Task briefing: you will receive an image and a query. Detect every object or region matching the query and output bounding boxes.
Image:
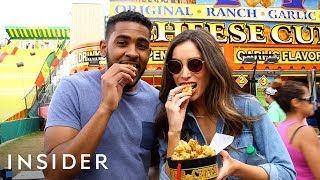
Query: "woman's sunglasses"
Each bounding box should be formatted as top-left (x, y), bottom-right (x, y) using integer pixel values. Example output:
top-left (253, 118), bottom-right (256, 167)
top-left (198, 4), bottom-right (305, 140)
top-left (297, 96), bottom-right (313, 104)
top-left (166, 58), bottom-right (205, 74)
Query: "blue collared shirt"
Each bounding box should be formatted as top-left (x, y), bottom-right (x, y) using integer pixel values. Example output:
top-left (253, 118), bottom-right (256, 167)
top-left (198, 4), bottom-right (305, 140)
top-left (159, 94), bottom-right (296, 180)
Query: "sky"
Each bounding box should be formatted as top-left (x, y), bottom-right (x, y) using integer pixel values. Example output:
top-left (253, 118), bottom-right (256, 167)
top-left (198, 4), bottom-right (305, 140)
top-left (0, 0), bottom-right (71, 41)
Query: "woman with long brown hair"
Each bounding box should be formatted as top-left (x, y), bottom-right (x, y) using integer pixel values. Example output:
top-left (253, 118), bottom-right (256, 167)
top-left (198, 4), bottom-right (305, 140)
top-left (156, 29), bottom-right (295, 179)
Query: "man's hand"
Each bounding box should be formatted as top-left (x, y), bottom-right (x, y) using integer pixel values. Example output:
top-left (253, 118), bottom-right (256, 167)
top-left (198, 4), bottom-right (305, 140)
top-left (100, 64), bottom-right (136, 112)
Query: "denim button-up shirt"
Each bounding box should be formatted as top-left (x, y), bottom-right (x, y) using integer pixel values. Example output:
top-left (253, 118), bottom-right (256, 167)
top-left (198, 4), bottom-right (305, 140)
top-left (159, 94), bottom-right (296, 180)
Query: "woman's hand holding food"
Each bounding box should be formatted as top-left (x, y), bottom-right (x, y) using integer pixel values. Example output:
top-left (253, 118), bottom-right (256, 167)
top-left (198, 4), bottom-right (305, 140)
top-left (165, 85), bottom-right (192, 133)
top-left (165, 85), bottom-right (193, 176)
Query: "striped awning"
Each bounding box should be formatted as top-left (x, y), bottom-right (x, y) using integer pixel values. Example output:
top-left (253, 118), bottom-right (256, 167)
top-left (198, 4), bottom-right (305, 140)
top-left (6, 27), bottom-right (70, 40)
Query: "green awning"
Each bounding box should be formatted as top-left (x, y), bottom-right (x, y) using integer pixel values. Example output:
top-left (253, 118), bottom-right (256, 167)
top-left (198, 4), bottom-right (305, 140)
top-left (6, 26), bottom-right (70, 40)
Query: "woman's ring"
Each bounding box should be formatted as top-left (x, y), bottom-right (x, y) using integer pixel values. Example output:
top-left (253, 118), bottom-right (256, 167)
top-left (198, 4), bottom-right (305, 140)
top-left (167, 94), bottom-right (174, 101)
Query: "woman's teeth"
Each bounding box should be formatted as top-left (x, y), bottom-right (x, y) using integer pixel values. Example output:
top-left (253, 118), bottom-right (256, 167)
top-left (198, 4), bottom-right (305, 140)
top-left (182, 83), bottom-right (197, 89)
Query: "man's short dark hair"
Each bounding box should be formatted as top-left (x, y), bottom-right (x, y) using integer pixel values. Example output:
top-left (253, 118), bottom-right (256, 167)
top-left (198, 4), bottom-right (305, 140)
top-left (105, 10), bottom-right (152, 40)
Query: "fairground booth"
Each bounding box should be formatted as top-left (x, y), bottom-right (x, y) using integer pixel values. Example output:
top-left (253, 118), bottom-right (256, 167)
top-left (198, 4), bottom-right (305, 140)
top-left (70, 0), bottom-right (320, 131)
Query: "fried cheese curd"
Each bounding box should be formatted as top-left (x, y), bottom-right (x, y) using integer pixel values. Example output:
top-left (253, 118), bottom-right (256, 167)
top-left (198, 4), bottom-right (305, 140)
top-left (171, 139), bottom-right (216, 160)
top-left (124, 63), bottom-right (138, 75)
top-left (181, 85), bottom-right (192, 93)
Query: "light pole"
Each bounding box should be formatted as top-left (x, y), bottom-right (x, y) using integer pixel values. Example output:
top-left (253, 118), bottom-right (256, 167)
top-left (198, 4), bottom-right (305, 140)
top-left (242, 54), bottom-right (278, 96)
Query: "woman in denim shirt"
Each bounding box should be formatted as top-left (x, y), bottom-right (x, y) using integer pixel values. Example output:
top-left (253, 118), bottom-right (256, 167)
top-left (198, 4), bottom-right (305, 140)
top-left (155, 29), bottom-right (296, 179)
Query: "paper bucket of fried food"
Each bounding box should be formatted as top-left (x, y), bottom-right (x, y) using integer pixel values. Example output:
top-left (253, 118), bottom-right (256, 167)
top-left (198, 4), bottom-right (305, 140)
top-left (168, 139), bottom-right (218, 180)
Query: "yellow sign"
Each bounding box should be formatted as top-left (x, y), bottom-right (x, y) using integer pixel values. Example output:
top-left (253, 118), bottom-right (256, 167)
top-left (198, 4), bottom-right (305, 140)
top-left (110, 2), bottom-right (320, 23)
top-left (149, 20), bottom-right (320, 45)
top-left (234, 47), bottom-right (320, 64)
top-left (149, 46), bottom-right (167, 64)
top-left (259, 75), bottom-right (269, 87)
top-left (236, 74), bottom-right (248, 88)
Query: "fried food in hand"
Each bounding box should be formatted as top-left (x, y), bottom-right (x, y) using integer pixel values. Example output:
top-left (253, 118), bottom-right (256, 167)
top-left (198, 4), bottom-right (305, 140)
top-left (182, 86), bottom-right (192, 93)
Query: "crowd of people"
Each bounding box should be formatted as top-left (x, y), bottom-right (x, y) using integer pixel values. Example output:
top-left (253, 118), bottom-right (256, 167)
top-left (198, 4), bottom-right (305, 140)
top-left (44, 11), bottom-right (320, 179)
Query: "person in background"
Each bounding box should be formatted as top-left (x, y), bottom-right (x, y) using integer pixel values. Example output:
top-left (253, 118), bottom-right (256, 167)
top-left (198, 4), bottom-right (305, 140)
top-left (276, 81), bottom-right (320, 179)
top-left (44, 11), bottom-right (161, 179)
top-left (313, 90), bottom-right (320, 132)
top-left (315, 99), bottom-right (320, 132)
top-left (265, 78), bottom-right (286, 126)
top-left (155, 29), bottom-right (296, 180)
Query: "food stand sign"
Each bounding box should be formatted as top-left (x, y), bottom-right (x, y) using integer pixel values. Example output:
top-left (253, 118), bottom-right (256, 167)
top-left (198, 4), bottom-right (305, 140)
top-left (236, 74), bottom-right (248, 88)
top-left (258, 75), bottom-right (269, 87)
